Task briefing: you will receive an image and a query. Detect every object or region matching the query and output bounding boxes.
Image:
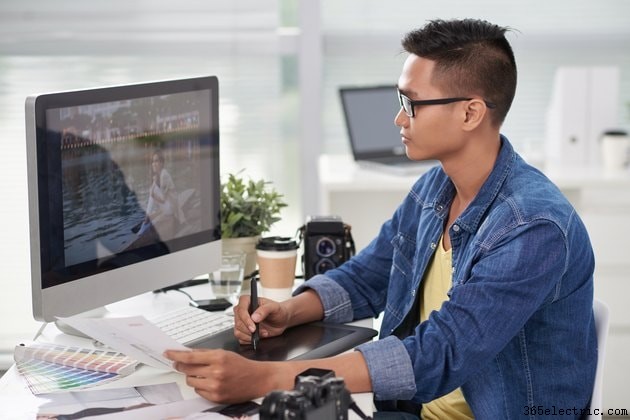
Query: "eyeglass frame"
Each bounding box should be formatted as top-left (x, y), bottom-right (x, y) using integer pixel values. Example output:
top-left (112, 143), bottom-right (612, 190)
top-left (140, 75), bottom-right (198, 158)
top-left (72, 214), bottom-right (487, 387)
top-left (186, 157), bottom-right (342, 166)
top-left (397, 89), bottom-right (497, 118)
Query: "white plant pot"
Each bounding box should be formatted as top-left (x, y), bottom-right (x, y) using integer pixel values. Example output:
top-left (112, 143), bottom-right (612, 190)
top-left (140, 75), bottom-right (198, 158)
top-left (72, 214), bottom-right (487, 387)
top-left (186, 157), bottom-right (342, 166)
top-left (222, 236), bottom-right (261, 278)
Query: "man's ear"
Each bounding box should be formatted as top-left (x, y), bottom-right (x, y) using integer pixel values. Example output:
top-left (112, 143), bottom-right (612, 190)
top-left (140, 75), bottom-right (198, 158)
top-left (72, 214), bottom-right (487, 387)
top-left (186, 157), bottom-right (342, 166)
top-left (461, 99), bottom-right (487, 131)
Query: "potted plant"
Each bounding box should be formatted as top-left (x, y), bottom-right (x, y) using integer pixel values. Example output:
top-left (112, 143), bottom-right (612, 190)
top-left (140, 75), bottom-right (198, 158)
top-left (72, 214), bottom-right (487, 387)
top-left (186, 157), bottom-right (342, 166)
top-left (220, 172), bottom-right (288, 277)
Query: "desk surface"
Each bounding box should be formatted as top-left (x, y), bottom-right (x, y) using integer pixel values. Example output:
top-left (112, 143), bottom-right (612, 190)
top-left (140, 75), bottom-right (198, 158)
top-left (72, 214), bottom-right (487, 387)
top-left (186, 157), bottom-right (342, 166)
top-left (0, 285), bottom-right (374, 419)
top-left (319, 154), bottom-right (630, 191)
top-left (318, 154), bottom-right (630, 250)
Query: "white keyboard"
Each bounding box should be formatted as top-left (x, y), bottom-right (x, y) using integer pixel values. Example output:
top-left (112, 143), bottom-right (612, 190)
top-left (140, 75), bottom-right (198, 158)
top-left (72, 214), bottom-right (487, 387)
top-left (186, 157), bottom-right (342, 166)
top-left (150, 306), bottom-right (234, 345)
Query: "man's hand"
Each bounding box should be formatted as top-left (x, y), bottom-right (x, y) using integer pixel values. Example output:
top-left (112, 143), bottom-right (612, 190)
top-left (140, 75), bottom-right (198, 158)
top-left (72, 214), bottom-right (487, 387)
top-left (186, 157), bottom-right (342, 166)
top-left (164, 349), bottom-right (277, 404)
top-left (233, 295), bottom-right (291, 344)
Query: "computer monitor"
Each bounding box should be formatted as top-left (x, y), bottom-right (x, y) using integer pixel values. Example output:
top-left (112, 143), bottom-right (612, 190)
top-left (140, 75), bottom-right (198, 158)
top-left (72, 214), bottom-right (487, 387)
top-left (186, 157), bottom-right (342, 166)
top-left (25, 76), bottom-right (222, 325)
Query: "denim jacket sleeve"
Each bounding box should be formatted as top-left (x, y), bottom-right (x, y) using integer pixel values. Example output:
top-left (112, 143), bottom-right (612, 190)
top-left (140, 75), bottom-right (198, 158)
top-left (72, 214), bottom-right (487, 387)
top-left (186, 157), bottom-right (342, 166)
top-left (294, 210), bottom-right (403, 321)
top-left (293, 273), bottom-right (418, 400)
top-left (293, 203), bottom-right (422, 400)
top-left (293, 274), bottom-right (354, 323)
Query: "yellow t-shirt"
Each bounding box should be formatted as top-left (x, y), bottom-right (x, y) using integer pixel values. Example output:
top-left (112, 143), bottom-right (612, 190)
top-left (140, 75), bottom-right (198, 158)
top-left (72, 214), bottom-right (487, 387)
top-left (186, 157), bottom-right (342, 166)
top-left (419, 235), bottom-right (474, 420)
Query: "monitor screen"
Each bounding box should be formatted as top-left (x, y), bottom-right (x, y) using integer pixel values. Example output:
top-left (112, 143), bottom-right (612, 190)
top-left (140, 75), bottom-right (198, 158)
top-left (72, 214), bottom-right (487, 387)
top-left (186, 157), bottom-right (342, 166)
top-left (26, 76), bottom-right (222, 322)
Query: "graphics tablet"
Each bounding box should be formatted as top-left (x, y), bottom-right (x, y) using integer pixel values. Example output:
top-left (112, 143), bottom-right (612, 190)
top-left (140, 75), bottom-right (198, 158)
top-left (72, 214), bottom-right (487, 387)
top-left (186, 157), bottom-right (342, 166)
top-left (189, 322), bottom-right (378, 361)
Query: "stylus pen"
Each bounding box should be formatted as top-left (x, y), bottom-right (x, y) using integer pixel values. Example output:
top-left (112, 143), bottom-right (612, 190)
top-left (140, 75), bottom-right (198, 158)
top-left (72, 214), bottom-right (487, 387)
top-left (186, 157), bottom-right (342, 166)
top-left (249, 277), bottom-right (260, 351)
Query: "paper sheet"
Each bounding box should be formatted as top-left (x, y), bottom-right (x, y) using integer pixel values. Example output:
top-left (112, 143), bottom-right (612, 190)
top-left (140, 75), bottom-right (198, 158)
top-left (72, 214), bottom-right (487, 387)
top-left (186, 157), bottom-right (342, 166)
top-left (58, 316), bottom-right (189, 371)
top-left (80, 397), bottom-right (222, 420)
top-left (37, 382), bottom-right (183, 418)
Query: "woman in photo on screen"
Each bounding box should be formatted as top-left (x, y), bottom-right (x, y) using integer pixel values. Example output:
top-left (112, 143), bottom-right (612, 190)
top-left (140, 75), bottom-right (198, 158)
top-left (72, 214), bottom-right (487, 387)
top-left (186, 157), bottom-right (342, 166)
top-left (136, 149), bottom-right (178, 240)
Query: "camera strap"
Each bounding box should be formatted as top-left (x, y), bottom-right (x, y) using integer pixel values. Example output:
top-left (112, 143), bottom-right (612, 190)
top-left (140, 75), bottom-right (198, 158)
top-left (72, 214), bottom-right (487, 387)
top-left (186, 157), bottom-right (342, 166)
top-left (343, 223), bottom-right (356, 259)
top-left (295, 224), bottom-right (306, 248)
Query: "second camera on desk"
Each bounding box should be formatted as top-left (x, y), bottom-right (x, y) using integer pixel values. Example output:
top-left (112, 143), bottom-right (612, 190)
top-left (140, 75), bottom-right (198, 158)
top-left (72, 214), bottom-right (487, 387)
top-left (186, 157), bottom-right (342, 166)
top-left (302, 216), bottom-right (355, 279)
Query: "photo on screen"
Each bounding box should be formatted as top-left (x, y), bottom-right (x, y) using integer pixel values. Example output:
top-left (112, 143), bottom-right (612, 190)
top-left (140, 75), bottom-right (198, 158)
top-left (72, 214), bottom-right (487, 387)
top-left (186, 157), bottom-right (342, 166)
top-left (43, 90), bottom-right (215, 270)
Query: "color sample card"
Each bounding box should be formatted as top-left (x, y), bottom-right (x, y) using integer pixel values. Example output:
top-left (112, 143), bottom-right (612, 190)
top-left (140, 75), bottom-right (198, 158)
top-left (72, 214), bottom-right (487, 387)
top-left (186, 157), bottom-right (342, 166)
top-left (14, 343), bottom-right (138, 394)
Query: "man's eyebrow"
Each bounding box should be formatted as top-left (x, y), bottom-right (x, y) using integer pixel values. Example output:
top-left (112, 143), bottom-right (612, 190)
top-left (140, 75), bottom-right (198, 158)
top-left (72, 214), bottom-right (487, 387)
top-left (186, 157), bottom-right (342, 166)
top-left (395, 85), bottom-right (416, 98)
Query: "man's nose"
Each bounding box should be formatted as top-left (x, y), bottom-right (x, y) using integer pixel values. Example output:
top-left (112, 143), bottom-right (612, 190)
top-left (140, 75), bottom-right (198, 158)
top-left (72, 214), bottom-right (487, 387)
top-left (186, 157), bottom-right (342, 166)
top-left (394, 107), bottom-right (409, 128)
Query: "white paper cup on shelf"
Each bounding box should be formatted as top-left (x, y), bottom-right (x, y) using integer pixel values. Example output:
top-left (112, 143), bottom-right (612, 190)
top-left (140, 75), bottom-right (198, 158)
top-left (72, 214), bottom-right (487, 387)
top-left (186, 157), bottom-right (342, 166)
top-left (601, 130), bottom-right (629, 173)
top-left (256, 236), bottom-right (299, 301)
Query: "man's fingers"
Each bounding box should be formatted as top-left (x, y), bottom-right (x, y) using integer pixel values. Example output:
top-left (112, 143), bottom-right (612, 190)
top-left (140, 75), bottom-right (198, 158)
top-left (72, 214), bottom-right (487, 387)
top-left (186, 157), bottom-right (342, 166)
top-left (250, 298), bottom-right (277, 323)
top-left (164, 349), bottom-right (215, 364)
top-left (234, 297), bottom-right (259, 333)
top-left (234, 328), bottom-right (252, 344)
top-left (176, 363), bottom-right (211, 378)
top-left (233, 309), bottom-right (257, 335)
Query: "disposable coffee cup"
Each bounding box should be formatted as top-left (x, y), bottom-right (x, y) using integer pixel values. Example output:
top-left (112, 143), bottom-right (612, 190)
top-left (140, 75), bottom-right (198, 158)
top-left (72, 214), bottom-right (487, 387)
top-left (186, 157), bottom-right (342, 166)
top-left (601, 130), bottom-right (629, 173)
top-left (256, 236), bottom-right (299, 301)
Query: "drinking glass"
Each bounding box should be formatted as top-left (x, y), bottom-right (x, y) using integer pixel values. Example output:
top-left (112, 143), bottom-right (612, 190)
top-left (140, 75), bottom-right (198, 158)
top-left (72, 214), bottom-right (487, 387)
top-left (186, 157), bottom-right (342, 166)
top-left (210, 251), bottom-right (246, 301)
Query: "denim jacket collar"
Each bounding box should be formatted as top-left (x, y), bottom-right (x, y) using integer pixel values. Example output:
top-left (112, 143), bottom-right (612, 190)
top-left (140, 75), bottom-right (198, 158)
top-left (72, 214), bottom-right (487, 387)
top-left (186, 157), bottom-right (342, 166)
top-left (435, 135), bottom-right (515, 234)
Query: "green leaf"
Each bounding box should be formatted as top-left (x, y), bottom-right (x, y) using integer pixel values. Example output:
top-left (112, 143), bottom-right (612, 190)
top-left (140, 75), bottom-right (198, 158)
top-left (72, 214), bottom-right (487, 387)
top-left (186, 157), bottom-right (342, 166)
top-left (220, 172), bottom-right (288, 238)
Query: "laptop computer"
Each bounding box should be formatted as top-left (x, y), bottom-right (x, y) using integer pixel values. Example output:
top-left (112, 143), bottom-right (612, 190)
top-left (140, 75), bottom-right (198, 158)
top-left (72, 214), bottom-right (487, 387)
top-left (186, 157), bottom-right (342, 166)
top-left (339, 85), bottom-right (438, 175)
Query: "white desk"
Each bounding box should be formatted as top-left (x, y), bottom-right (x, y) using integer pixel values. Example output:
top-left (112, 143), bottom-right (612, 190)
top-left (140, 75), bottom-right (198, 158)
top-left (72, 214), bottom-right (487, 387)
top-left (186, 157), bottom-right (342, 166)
top-left (0, 284), bottom-right (375, 419)
top-left (318, 155), bottom-right (424, 251)
top-left (318, 154), bottom-right (630, 250)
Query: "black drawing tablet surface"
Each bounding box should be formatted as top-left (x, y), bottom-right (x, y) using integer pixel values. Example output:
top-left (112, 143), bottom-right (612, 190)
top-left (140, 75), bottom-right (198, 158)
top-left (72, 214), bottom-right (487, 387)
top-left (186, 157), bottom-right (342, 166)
top-left (190, 321), bottom-right (378, 361)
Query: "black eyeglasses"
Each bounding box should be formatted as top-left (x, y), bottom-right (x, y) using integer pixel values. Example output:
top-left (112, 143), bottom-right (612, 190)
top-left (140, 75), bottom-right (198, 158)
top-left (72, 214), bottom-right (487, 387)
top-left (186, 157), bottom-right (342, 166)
top-left (397, 89), bottom-right (496, 118)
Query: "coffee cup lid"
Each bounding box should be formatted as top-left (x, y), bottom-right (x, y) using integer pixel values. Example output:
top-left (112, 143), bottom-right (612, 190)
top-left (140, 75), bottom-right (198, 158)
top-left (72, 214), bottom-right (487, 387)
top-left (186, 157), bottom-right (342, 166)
top-left (602, 129), bottom-right (628, 137)
top-left (256, 236), bottom-right (299, 251)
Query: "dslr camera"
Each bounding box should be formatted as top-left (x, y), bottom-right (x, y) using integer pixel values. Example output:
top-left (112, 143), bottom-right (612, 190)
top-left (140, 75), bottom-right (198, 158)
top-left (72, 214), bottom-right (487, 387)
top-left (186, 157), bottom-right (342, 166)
top-left (300, 216), bottom-right (355, 280)
top-left (260, 368), bottom-right (351, 420)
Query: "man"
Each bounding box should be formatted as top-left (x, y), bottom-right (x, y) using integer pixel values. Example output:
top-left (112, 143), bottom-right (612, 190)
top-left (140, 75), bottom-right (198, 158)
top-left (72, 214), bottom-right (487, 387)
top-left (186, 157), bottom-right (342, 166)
top-left (166, 19), bottom-right (597, 419)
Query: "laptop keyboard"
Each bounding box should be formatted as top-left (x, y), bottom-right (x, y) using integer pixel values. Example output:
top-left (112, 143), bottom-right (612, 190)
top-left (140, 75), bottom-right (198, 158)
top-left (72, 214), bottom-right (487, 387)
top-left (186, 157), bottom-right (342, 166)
top-left (150, 306), bottom-right (234, 345)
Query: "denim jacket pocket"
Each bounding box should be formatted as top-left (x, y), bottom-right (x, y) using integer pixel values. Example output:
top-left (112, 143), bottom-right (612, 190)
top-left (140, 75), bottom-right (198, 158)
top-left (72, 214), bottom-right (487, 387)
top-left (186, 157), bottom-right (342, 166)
top-left (390, 233), bottom-right (416, 278)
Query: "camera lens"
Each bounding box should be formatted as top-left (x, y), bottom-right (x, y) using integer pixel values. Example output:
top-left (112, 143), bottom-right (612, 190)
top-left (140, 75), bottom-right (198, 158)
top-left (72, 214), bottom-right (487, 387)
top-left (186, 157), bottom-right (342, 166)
top-left (315, 258), bottom-right (336, 274)
top-left (315, 237), bottom-right (336, 257)
top-left (261, 390), bottom-right (311, 420)
top-left (296, 378), bottom-right (329, 406)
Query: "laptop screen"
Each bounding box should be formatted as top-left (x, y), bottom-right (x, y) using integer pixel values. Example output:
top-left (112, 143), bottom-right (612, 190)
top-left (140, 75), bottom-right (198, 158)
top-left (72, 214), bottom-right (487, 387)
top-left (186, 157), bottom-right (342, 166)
top-left (339, 85), bottom-right (406, 160)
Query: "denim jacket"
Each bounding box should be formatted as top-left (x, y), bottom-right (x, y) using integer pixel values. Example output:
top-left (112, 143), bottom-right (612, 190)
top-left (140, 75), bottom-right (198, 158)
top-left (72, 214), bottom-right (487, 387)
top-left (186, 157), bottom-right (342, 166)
top-left (296, 136), bottom-right (596, 419)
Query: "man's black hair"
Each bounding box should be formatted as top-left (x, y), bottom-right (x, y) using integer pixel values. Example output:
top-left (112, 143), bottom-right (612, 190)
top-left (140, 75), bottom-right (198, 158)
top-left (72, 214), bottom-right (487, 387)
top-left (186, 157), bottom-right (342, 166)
top-left (402, 19), bottom-right (517, 126)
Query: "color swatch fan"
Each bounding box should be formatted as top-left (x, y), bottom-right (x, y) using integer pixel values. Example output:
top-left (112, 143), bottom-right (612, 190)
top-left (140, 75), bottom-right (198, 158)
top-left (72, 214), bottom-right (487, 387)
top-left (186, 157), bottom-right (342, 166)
top-left (14, 342), bottom-right (138, 394)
